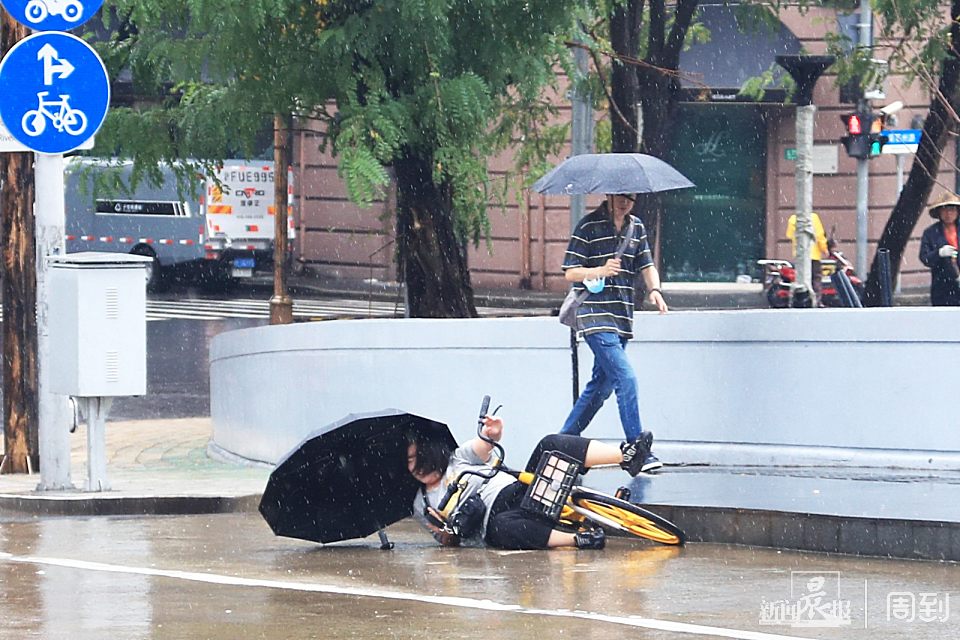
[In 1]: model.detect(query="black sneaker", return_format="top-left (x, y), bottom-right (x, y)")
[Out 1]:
top-left (620, 431), bottom-right (663, 476)
top-left (639, 430), bottom-right (662, 472)
top-left (640, 450), bottom-right (663, 473)
top-left (574, 527), bottom-right (606, 550)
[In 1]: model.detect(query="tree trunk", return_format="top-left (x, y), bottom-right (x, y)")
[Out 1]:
top-left (864, 0), bottom-right (960, 305)
top-left (635, 65), bottom-right (678, 263)
top-left (609, 1), bottom-right (642, 153)
top-left (270, 113), bottom-right (294, 324)
top-left (1, 11), bottom-right (38, 475)
top-left (395, 153), bottom-right (478, 318)
top-left (628, 0), bottom-right (697, 263)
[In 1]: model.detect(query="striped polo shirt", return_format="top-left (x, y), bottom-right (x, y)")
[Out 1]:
top-left (562, 204), bottom-right (654, 338)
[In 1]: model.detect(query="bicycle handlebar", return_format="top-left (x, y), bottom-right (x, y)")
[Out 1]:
top-left (478, 395), bottom-right (490, 427)
top-left (436, 395), bottom-right (509, 514)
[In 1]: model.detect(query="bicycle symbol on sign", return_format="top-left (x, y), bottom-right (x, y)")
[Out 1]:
top-left (21, 91), bottom-right (88, 137)
top-left (24, 0), bottom-right (84, 23)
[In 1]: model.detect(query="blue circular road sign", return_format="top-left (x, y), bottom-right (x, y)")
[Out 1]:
top-left (0, 0), bottom-right (104, 31)
top-left (0, 32), bottom-right (110, 155)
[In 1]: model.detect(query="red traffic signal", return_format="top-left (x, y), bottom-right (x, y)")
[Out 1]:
top-left (840, 112), bottom-right (885, 158)
top-left (842, 113), bottom-right (864, 135)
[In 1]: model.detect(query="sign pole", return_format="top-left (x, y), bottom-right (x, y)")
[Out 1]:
top-left (35, 152), bottom-right (73, 489)
top-left (0, 0), bottom-right (109, 483)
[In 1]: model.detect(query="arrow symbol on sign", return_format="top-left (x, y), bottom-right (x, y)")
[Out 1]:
top-left (37, 44), bottom-right (75, 86)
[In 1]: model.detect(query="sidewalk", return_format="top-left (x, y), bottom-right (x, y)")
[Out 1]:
top-left (263, 268), bottom-right (933, 311)
top-left (2, 419), bottom-right (958, 561)
top-left (262, 269), bottom-right (774, 311)
top-left (0, 418), bottom-right (269, 515)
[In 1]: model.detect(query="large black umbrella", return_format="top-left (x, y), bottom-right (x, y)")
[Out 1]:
top-left (532, 153), bottom-right (694, 195)
top-left (259, 409), bottom-right (457, 547)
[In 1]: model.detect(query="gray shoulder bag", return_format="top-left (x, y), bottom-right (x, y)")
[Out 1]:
top-left (559, 217), bottom-right (636, 329)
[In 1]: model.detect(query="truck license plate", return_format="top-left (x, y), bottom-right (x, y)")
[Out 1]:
top-left (233, 257), bottom-right (255, 268)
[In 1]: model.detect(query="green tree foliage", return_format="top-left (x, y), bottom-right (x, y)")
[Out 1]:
top-left (98, 0), bottom-right (576, 317)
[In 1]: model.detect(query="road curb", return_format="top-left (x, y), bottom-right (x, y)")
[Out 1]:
top-left (0, 493), bottom-right (261, 516)
top-left (657, 504), bottom-right (960, 562)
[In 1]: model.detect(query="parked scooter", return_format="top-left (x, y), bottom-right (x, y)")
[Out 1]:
top-left (758, 241), bottom-right (864, 308)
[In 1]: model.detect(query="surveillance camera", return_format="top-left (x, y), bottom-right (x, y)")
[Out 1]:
top-left (880, 101), bottom-right (904, 116)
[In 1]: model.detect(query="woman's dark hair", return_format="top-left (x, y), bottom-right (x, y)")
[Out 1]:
top-left (407, 432), bottom-right (453, 478)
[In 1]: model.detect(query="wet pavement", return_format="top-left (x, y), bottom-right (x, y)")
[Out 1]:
top-left (1, 513), bottom-right (957, 639)
top-left (2, 418), bottom-right (960, 564)
top-left (2, 419), bottom-right (960, 638)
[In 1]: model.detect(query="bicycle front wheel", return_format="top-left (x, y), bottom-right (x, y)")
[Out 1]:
top-left (571, 489), bottom-right (685, 546)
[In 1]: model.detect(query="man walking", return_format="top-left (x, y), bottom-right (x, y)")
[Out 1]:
top-left (559, 193), bottom-right (667, 474)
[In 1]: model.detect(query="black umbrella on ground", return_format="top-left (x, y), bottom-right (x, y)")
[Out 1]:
top-left (259, 409), bottom-right (457, 548)
top-left (532, 152), bottom-right (694, 195)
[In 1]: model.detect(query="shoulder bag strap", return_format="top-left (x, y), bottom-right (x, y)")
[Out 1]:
top-left (614, 216), bottom-right (636, 260)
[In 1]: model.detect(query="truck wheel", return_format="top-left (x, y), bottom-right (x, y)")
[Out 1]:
top-left (131, 246), bottom-right (169, 293)
top-left (199, 262), bottom-right (234, 293)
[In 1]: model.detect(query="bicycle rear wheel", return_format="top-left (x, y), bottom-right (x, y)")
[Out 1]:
top-left (571, 489), bottom-right (685, 546)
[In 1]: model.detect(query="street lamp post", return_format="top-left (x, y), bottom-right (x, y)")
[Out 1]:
top-left (776, 55), bottom-right (835, 304)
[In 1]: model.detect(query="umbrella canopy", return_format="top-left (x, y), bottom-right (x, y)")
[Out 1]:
top-left (259, 409), bottom-right (458, 544)
top-left (532, 153), bottom-right (694, 195)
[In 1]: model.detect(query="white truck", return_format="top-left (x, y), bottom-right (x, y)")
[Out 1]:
top-left (65, 158), bottom-right (294, 290)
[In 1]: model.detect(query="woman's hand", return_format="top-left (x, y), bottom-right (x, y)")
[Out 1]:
top-left (480, 416), bottom-right (503, 442)
top-left (425, 507), bottom-right (461, 546)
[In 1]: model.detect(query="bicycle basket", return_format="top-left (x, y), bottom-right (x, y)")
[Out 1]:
top-left (521, 450), bottom-right (580, 521)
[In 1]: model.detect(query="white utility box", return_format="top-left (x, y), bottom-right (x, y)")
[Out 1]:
top-left (47, 252), bottom-right (151, 397)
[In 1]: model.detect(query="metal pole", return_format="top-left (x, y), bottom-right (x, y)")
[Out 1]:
top-left (570, 327), bottom-right (579, 404)
top-left (569, 44), bottom-right (593, 232)
top-left (35, 153), bottom-right (73, 490)
top-left (569, 38), bottom-right (593, 402)
top-left (856, 151), bottom-right (870, 277)
top-left (877, 247), bottom-right (893, 306)
top-left (895, 153), bottom-right (904, 194)
top-left (80, 396), bottom-right (113, 491)
top-left (855, 0), bottom-right (873, 277)
top-left (794, 104), bottom-right (816, 292)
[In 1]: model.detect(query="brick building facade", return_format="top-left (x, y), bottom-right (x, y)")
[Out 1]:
top-left (288, 5), bottom-right (956, 294)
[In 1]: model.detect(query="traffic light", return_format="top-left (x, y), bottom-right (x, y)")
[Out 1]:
top-left (840, 112), bottom-right (870, 158)
top-left (868, 113), bottom-right (889, 156)
top-left (840, 112), bottom-right (888, 158)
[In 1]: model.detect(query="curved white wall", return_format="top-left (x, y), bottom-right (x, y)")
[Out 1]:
top-left (210, 309), bottom-right (960, 469)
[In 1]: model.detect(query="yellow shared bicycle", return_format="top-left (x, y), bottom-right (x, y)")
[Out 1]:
top-left (435, 396), bottom-right (685, 546)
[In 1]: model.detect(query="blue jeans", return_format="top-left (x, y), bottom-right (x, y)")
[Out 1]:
top-left (560, 331), bottom-right (642, 441)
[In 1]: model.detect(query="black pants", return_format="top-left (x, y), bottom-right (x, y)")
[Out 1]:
top-left (483, 434), bottom-right (591, 550)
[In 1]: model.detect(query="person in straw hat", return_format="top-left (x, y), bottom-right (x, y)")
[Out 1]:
top-left (919, 191), bottom-right (960, 306)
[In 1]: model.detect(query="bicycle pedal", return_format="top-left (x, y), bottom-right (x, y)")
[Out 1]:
top-left (615, 486), bottom-right (631, 501)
